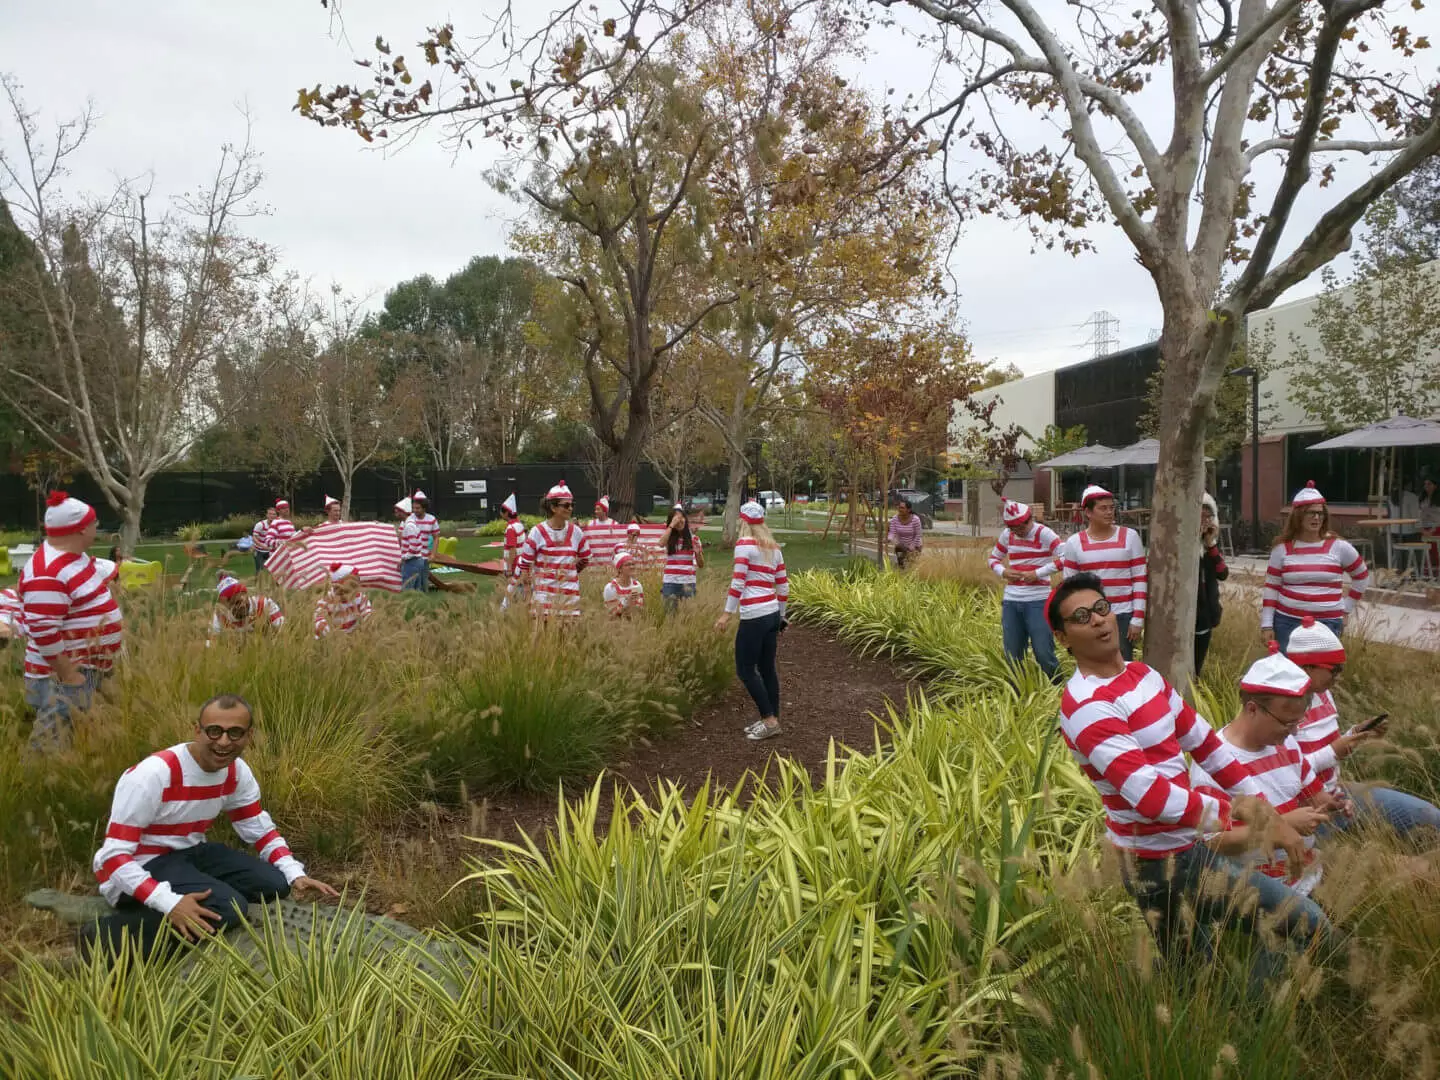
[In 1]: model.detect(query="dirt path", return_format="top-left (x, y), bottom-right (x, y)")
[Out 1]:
top-left (482, 622), bottom-right (916, 843)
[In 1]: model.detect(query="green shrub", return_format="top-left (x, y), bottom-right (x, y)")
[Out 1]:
top-left (476, 514), bottom-right (541, 537)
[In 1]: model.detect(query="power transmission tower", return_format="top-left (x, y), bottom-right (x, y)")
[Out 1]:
top-left (1081, 310), bottom-right (1120, 358)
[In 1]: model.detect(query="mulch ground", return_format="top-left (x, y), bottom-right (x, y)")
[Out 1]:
top-left (483, 622), bottom-right (916, 843)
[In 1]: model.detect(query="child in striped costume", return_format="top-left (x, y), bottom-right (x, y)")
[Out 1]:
top-left (1051, 572), bottom-right (1328, 977)
top-left (84, 694), bottom-right (337, 960)
top-left (988, 499), bottom-right (1061, 680)
top-left (209, 575), bottom-right (285, 638)
top-left (515, 481), bottom-right (592, 619)
top-left (603, 551), bottom-right (645, 617)
top-left (1286, 617), bottom-right (1440, 839)
top-left (313, 563), bottom-right (373, 638)
top-left (1059, 484), bottom-right (1147, 660)
top-left (715, 500), bottom-right (789, 741)
top-left (1262, 482), bottom-right (1369, 652)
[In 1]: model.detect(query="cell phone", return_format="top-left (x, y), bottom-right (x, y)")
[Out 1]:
top-left (1354, 712), bottom-right (1389, 734)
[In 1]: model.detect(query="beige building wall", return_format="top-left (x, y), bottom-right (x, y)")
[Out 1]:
top-left (948, 369), bottom-right (1056, 458)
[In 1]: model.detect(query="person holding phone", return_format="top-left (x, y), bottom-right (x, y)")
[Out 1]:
top-left (1286, 617), bottom-right (1440, 840)
top-left (661, 502), bottom-right (704, 611)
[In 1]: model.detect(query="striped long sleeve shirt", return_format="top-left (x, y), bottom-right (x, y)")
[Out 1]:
top-left (17, 544), bottom-right (124, 678)
top-left (401, 513), bottom-right (440, 559)
top-left (252, 519), bottom-right (275, 553)
top-left (1296, 689), bottom-right (1343, 793)
top-left (988, 524), bottom-right (1062, 602)
top-left (516, 522), bottom-right (592, 617)
top-left (1260, 537), bottom-right (1369, 628)
top-left (888, 514), bottom-right (923, 551)
top-left (92, 745), bottom-right (305, 914)
top-left (663, 536), bottom-right (703, 586)
top-left (313, 592), bottom-right (373, 638)
top-left (724, 540), bottom-right (788, 619)
top-left (0, 586), bottom-right (24, 639)
top-left (1059, 662), bottom-right (1255, 858)
top-left (266, 518), bottom-right (298, 549)
top-left (210, 595), bottom-right (285, 636)
top-left (1059, 526), bottom-right (1148, 625)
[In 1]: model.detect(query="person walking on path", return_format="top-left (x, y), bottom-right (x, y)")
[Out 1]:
top-left (251, 506), bottom-right (278, 575)
top-left (1194, 493), bottom-right (1230, 677)
top-left (84, 694), bottom-right (337, 961)
top-left (1059, 484), bottom-right (1147, 661)
top-left (514, 480), bottom-right (592, 619)
top-left (660, 503), bottom-right (704, 611)
top-left (400, 491), bottom-right (439, 592)
top-left (987, 499), bottom-right (1061, 680)
top-left (1261, 482), bottom-right (1369, 652)
top-left (18, 492), bottom-right (124, 754)
top-left (715, 500), bottom-right (789, 742)
top-left (888, 500), bottom-right (924, 569)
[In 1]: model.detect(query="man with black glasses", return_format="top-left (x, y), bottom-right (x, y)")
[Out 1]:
top-left (85, 694), bottom-right (338, 959)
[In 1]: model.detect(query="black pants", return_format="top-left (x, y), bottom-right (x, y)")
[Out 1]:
top-left (80, 842), bottom-right (290, 961)
top-left (1194, 629), bottom-right (1213, 676)
top-left (735, 611), bottom-right (782, 720)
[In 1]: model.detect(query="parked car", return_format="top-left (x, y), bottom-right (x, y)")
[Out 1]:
top-left (890, 489), bottom-right (938, 528)
top-left (757, 490), bottom-right (786, 511)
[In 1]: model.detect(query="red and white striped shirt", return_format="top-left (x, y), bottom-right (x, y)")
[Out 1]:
top-left (1059, 527), bottom-right (1148, 624)
top-left (266, 517), bottom-right (297, 549)
top-left (210, 595), bottom-right (285, 635)
top-left (401, 513), bottom-right (440, 559)
top-left (18, 543), bottom-right (124, 678)
top-left (1296, 689), bottom-right (1343, 793)
top-left (663, 536), bottom-right (703, 586)
top-left (1059, 662), bottom-right (1252, 858)
top-left (1190, 731), bottom-right (1325, 893)
top-left (313, 592), bottom-right (373, 638)
top-left (252, 519), bottom-right (275, 553)
top-left (516, 522), bottom-right (592, 617)
top-left (602, 577), bottom-right (645, 616)
top-left (725, 540), bottom-right (788, 619)
top-left (0, 586), bottom-right (24, 638)
top-left (988, 523), bottom-right (1062, 602)
top-left (1261, 537), bottom-right (1368, 628)
top-left (92, 744), bottom-right (305, 914)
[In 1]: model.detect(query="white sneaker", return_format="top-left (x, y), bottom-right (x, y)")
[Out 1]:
top-left (745, 721), bottom-right (782, 741)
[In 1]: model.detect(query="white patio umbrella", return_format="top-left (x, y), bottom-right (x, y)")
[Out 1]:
top-left (1036, 444), bottom-right (1117, 468)
top-left (1308, 415), bottom-right (1440, 450)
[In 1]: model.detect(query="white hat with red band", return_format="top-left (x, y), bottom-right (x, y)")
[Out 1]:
top-left (324, 495), bottom-right (340, 508)
top-left (596, 495), bottom-right (611, 513)
top-left (739, 500), bottom-right (765, 524)
top-left (329, 562), bottom-right (356, 583)
top-left (1284, 615), bottom-right (1346, 668)
top-left (412, 490), bottom-right (428, 503)
top-left (502, 493), bottom-right (518, 516)
top-left (43, 491), bottom-right (96, 537)
top-left (217, 575), bottom-right (247, 600)
top-left (394, 496), bottom-right (413, 515)
top-left (1240, 642), bottom-right (1313, 698)
top-left (1081, 484), bottom-right (1113, 508)
top-left (1002, 500), bottom-right (1031, 526)
top-left (1291, 480), bottom-right (1326, 508)
top-left (275, 499), bottom-right (290, 511)
top-left (626, 522), bottom-right (641, 534)
top-left (614, 550), bottom-right (635, 570)
top-left (546, 481), bottom-right (574, 502)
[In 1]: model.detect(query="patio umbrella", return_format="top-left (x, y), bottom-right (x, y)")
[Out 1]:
top-left (1036, 444), bottom-right (1117, 468)
top-left (1307, 415), bottom-right (1440, 450)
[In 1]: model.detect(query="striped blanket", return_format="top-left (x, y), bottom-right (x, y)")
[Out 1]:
top-left (266, 522), bottom-right (403, 592)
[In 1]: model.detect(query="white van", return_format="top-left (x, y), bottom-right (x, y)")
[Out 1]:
top-left (758, 490), bottom-right (786, 510)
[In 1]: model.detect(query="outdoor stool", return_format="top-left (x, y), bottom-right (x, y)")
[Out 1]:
top-left (1218, 523), bottom-right (1235, 558)
top-left (1393, 542), bottom-right (1435, 584)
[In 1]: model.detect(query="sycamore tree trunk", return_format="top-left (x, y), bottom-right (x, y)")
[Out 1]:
top-left (722, 445), bottom-right (747, 544)
top-left (1146, 308), bottom-right (1241, 690)
top-left (117, 480), bottom-right (147, 555)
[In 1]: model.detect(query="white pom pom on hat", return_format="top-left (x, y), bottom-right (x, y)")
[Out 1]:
top-left (1291, 480), bottom-right (1326, 507)
top-left (546, 480), bottom-right (574, 502)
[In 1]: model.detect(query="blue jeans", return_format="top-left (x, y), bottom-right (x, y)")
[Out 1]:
top-left (1323, 785), bottom-right (1440, 842)
top-left (1121, 844), bottom-right (1334, 992)
top-left (24, 669), bottom-right (105, 753)
top-left (1272, 612), bottom-right (1342, 654)
top-left (401, 557), bottom-right (429, 592)
top-left (661, 581), bottom-right (695, 613)
top-left (1001, 599), bottom-right (1059, 679)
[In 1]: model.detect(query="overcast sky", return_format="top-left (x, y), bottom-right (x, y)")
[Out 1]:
top-left (3, 0), bottom-right (1433, 376)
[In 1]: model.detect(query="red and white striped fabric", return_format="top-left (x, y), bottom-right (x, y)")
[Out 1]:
top-left (503, 519), bottom-right (528, 555)
top-left (1260, 537), bottom-right (1369, 628)
top-left (1059, 527), bottom-right (1148, 624)
top-left (18, 544), bottom-right (124, 678)
top-left (265, 522), bottom-right (403, 593)
top-left (602, 577), bottom-right (645, 616)
top-left (265, 517), bottom-right (297, 548)
top-left (92, 744), bottom-right (305, 914)
top-left (724, 539), bottom-right (788, 618)
top-left (401, 512), bottom-right (440, 559)
top-left (1296, 689), bottom-right (1343, 793)
top-left (252, 519), bottom-right (275, 553)
top-left (587, 517), bottom-right (618, 561)
top-left (312, 592), bottom-right (373, 638)
top-left (1059, 662), bottom-right (1254, 858)
top-left (1190, 732), bottom-right (1325, 893)
top-left (0, 586), bottom-right (24, 639)
top-left (663, 535), bottom-right (704, 586)
top-left (988, 523), bottom-right (1062, 602)
top-left (516, 521), bottom-right (592, 617)
top-left (210, 595), bottom-right (285, 635)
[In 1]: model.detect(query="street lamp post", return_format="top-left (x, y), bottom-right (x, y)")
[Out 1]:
top-left (1226, 365), bottom-right (1261, 551)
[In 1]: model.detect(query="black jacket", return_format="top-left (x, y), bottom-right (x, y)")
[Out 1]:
top-left (1196, 545), bottom-right (1228, 633)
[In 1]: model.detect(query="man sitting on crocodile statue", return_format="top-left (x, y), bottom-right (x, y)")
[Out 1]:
top-left (82, 693), bottom-right (338, 959)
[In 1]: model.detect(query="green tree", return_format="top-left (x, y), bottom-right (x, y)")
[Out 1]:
top-left (1026, 424), bottom-right (1088, 464)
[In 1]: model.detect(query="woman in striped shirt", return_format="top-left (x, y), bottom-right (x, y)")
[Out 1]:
top-left (888, 500), bottom-right (923, 569)
top-left (514, 481), bottom-right (592, 619)
top-left (715, 500), bottom-right (789, 741)
top-left (1261, 482), bottom-right (1369, 652)
top-left (660, 503), bottom-right (704, 611)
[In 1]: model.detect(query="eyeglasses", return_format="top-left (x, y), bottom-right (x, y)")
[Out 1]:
top-left (1255, 702), bottom-right (1301, 729)
top-left (555, 502), bottom-right (573, 510)
top-left (202, 724), bottom-right (251, 742)
top-left (1062, 597), bottom-right (1111, 625)
top-left (1301, 509), bottom-right (1325, 518)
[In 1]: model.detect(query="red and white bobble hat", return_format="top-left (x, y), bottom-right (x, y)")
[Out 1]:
top-left (217, 575), bottom-right (247, 600)
top-left (43, 491), bottom-right (97, 537)
top-left (412, 490), bottom-right (428, 504)
top-left (546, 480), bottom-right (574, 503)
top-left (1240, 641), bottom-right (1313, 697)
top-left (596, 495), bottom-right (611, 514)
top-left (626, 522), bottom-right (641, 535)
top-left (1081, 484), bottom-right (1113, 508)
top-left (614, 550), bottom-right (635, 572)
top-left (1284, 615), bottom-right (1346, 668)
top-left (739, 500), bottom-right (766, 524)
top-left (329, 562), bottom-right (356, 583)
top-left (324, 495), bottom-right (340, 508)
top-left (275, 499), bottom-right (290, 512)
top-left (501, 493), bottom-right (519, 516)
top-left (394, 496), bottom-right (413, 515)
top-left (1002, 500), bottom-right (1032, 527)
top-left (1291, 480), bottom-right (1326, 508)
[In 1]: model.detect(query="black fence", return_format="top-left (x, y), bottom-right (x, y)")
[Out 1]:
top-left (0, 463), bottom-right (734, 536)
